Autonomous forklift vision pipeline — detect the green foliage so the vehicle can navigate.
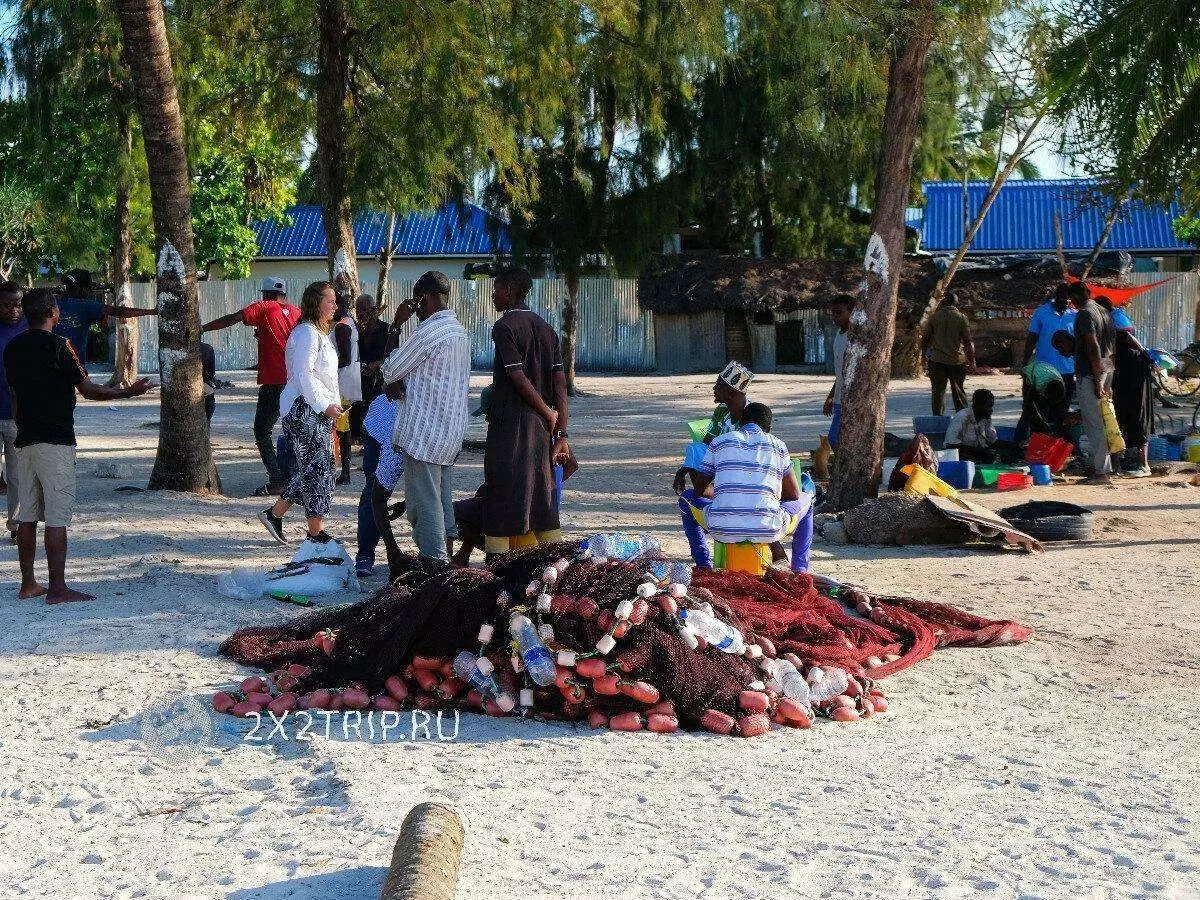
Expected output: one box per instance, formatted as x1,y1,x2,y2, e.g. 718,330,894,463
189,124,295,278
1174,215,1200,247
0,180,47,280
1048,0,1200,206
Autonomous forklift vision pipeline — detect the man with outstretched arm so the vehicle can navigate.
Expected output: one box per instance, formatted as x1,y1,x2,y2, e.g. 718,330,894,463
202,276,300,495
4,288,153,603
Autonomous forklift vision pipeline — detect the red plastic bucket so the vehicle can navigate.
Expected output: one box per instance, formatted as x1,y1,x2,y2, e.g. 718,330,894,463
1026,433,1073,473
997,472,1033,491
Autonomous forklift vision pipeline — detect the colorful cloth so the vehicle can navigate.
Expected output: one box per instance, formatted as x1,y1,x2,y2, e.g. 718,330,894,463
280,397,335,518
696,423,793,543
363,394,403,491
243,299,301,385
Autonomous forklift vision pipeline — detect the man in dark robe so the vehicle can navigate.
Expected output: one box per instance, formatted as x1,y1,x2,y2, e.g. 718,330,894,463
482,268,571,558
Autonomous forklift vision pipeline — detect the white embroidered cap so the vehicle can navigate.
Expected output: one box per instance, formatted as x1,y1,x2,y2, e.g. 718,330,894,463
719,360,754,393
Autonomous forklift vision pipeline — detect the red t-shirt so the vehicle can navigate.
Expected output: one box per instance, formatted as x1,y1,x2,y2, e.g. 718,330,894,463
242,299,300,385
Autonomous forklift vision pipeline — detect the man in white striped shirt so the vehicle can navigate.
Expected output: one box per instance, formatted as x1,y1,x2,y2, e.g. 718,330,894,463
682,403,814,572
380,271,471,566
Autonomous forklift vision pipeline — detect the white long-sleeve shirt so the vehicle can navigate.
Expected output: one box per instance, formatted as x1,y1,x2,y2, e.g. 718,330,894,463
380,309,471,465
279,321,340,418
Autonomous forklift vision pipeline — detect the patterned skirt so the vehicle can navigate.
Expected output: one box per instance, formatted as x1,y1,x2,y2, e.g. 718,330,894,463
281,398,335,518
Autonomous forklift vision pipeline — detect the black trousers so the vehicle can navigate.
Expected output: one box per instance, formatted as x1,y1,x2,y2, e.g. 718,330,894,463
928,362,967,416
254,383,285,487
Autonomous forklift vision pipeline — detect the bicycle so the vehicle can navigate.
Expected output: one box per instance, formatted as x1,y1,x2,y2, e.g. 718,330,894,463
1153,343,1200,405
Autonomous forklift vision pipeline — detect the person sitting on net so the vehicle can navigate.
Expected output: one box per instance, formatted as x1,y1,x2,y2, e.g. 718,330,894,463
678,402,813,572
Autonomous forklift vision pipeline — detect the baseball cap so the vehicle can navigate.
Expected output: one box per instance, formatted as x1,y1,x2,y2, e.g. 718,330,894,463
260,276,287,295
414,270,451,297
471,384,493,418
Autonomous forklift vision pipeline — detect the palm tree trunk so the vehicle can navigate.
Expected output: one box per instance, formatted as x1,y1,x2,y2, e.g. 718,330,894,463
113,0,220,493
825,0,935,512
108,104,138,388
317,0,359,295
376,208,397,307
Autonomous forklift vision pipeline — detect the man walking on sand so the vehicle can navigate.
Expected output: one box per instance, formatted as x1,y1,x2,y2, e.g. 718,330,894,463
380,271,471,567
4,288,153,603
921,291,975,416
202,276,300,495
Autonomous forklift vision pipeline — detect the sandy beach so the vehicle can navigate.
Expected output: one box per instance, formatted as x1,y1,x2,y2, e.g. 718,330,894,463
2,371,1198,899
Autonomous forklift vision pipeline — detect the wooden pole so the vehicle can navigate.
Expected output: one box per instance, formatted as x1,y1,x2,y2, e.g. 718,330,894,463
380,803,464,900
1053,210,1067,278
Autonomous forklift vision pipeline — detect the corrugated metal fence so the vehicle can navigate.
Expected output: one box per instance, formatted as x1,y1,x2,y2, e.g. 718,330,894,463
1120,271,1198,351
132,277,654,372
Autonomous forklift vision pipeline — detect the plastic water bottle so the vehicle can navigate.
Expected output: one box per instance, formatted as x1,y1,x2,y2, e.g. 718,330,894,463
453,651,515,711
807,666,849,702
509,614,557,686
585,534,614,560
775,659,811,703
679,607,746,655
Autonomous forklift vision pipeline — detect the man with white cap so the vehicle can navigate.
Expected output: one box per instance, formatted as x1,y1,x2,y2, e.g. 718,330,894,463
673,361,754,566
203,276,301,495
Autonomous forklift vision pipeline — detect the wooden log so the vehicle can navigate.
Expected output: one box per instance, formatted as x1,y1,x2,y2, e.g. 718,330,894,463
380,802,464,900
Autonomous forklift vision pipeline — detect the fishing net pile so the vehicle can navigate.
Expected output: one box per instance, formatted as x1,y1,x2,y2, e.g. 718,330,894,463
216,535,1033,736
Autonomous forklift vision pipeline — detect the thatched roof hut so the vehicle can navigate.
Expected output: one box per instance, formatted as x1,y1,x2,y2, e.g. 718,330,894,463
638,254,1062,373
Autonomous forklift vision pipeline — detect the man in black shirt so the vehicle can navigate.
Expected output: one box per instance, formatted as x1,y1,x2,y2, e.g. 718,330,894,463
3,288,153,603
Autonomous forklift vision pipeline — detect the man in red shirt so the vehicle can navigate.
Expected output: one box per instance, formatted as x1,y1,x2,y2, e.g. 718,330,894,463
203,276,300,494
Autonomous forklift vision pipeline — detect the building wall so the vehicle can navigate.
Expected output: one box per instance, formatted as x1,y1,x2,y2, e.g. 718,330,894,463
225,257,496,295
654,311,725,374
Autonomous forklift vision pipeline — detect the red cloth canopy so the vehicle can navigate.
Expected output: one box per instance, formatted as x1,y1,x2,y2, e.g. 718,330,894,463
1065,274,1178,306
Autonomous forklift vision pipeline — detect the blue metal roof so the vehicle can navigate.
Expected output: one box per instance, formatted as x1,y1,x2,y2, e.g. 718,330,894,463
253,202,512,258
920,179,1192,254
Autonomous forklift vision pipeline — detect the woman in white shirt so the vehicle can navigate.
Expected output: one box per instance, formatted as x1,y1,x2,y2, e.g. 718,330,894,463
259,282,342,544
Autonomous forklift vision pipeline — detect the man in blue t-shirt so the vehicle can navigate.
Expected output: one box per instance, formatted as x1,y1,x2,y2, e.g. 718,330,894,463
54,270,158,364
1024,282,1077,403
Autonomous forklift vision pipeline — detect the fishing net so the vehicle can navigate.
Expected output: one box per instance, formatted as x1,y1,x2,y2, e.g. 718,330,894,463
217,537,1033,736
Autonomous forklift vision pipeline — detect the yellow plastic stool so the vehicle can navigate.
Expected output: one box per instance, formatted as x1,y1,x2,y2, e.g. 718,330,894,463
714,541,772,576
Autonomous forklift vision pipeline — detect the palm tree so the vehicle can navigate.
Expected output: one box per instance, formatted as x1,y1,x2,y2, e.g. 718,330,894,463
1048,0,1200,203
112,0,220,492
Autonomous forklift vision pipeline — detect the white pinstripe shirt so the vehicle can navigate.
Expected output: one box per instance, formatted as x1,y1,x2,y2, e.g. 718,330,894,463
380,310,471,465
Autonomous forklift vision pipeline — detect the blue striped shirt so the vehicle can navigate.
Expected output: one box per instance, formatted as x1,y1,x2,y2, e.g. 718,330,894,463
698,424,791,542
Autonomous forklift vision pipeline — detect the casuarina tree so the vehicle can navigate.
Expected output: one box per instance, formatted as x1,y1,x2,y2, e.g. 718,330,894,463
825,0,938,512
112,0,220,492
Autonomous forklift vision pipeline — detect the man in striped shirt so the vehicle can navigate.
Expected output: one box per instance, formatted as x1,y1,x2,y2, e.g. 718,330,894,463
679,403,814,572
380,271,471,566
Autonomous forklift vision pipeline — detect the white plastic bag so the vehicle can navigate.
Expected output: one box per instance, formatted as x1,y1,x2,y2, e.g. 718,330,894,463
218,538,360,600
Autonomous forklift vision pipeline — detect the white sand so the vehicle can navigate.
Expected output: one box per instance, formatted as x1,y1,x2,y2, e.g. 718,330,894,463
1,372,1198,899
